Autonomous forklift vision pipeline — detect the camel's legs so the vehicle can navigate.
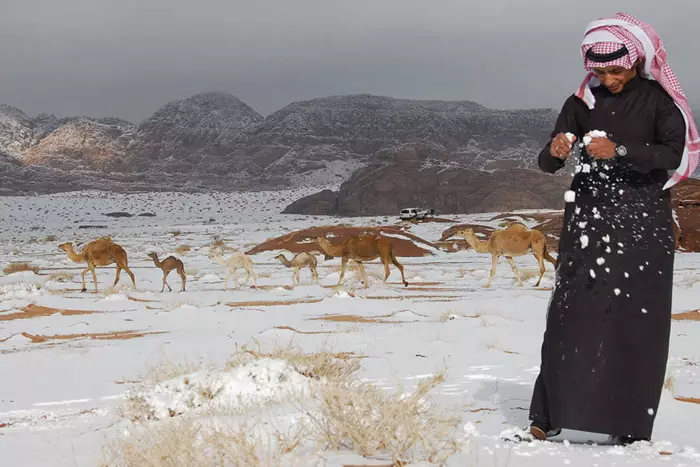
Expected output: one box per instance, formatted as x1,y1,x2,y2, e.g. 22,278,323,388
250,268,258,288
389,252,407,286
233,268,239,289
224,272,231,290
114,266,122,287
178,268,186,292
293,268,300,285
485,254,499,288
505,256,524,287
534,252,546,287
356,262,368,288
310,264,319,283
162,270,172,292
338,256,349,285
382,258,391,282
89,264,99,293
124,265,136,288
80,266,90,292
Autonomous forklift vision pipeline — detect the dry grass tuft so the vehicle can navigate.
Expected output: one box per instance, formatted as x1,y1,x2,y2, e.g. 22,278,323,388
3,262,39,275
226,342,361,383
47,271,74,283
306,371,461,464
43,234,57,242
102,418,309,467
174,245,191,254
109,344,460,466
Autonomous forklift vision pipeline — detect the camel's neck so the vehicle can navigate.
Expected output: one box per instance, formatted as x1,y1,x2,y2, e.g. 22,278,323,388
465,235,489,253
63,246,85,263
278,256,292,267
318,239,342,256
150,255,162,268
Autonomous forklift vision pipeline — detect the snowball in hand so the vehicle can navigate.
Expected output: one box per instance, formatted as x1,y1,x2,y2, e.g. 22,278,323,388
583,130,607,146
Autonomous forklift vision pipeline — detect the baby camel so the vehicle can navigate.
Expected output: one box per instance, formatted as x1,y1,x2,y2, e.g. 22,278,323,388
58,237,136,293
314,234,407,288
451,226,556,288
274,252,319,285
210,250,258,289
148,253,186,292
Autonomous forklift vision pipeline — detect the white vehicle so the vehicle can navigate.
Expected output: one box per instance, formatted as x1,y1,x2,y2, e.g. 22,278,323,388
399,207,434,220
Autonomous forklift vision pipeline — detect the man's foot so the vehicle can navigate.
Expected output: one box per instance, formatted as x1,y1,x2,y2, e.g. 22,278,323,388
530,423,562,441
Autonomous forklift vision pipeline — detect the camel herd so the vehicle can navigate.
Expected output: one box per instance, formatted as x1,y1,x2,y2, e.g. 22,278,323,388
54,223,555,293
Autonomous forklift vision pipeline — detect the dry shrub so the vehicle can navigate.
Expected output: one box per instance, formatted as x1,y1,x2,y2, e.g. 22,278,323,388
102,418,310,467
169,230,182,237
3,262,39,275
47,272,74,283
109,345,460,466
141,353,211,385
43,234,57,242
306,372,461,464
174,245,191,254
226,342,361,383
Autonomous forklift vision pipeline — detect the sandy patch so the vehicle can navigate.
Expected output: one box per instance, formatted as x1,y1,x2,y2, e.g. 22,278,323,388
246,225,437,257
273,325,347,335
20,330,167,343
0,304,97,322
674,396,700,404
673,311,700,321
225,298,324,308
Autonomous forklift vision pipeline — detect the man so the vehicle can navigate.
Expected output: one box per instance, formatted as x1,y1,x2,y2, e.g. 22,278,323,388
528,13,699,445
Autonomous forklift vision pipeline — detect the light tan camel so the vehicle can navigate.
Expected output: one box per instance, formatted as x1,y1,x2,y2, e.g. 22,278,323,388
451,226,556,288
210,250,258,289
274,252,319,285
314,235,408,288
58,237,136,293
148,253,186,292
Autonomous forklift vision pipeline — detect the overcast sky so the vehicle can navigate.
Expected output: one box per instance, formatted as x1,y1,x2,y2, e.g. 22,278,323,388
1,0,698,122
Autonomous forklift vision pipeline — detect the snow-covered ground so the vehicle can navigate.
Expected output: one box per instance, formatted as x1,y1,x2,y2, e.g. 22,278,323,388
1,190,699,466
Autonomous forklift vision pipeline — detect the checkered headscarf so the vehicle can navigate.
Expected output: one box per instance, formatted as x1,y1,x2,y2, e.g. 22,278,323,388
575,12,699,190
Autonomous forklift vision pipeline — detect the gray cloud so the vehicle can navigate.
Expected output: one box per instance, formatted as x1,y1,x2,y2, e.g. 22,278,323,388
1,0,698,122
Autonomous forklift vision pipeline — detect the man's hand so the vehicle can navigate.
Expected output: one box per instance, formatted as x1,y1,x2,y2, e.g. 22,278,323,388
550,133,576,160
587,137,617,159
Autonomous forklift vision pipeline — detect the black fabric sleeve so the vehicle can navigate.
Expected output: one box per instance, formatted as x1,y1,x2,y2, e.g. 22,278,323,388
539,95,581,174
617,92,685,173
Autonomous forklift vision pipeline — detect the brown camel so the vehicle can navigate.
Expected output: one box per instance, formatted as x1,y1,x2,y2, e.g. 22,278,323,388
148,253,186,292
58,237,136,293
274,252,319,285
314,234,408,288
451,226,556,288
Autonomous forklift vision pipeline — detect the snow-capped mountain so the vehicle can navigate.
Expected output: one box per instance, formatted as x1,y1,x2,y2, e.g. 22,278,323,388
0,92,562,194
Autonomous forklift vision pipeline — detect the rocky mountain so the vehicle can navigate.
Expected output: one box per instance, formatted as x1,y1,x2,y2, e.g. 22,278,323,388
0,92,563,194
23,118,135,171
283,143,570,216
127,91,264,174
240,94,557,185
0,105,34,157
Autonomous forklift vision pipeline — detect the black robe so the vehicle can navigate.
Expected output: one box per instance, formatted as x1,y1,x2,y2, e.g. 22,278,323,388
529,75,685,440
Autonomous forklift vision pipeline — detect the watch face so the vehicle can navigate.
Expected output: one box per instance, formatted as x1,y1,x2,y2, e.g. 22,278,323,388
617,145,627,156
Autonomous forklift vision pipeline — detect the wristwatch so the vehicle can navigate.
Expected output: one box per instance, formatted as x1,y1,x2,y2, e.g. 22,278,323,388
615,144,628,157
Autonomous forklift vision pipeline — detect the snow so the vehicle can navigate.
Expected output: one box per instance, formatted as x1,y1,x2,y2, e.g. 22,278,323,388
580,234,589,249
564,190,576,202
0,191,699,466
136,358,312,420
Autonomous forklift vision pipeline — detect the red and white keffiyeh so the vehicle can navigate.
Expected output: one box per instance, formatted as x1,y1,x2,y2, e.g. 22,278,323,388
575,12,699,190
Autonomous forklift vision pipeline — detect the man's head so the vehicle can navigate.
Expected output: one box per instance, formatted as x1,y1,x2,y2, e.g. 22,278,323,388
591,64,637,94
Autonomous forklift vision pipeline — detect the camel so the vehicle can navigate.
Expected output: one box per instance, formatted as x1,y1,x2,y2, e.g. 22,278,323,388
148,253,186,292
314,234,408,288
58,237,136,293
451,226,556,288
210,250,258,289
274,252,319,285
